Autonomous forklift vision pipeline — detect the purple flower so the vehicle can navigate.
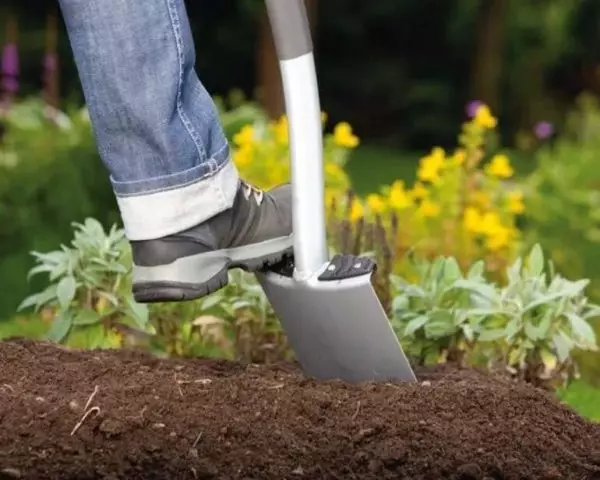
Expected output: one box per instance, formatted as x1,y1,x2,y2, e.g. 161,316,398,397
534,121,554,140
466,100,483,118
1,43,19,77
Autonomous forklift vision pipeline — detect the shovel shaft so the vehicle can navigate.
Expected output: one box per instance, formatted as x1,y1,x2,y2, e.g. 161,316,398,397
265,0,328,276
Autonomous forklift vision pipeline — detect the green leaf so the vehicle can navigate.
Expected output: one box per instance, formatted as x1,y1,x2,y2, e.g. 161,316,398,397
565,312,597,344
97,291,119,307
73,310,102,326
424,311,456,338
527,244,544,277
443,257,462,284
553,331,573,362
504,318,520,341
478,328,506,342
201,293,224,311
46,311,73,343
453,279,497,301
17,284,58,312
404,315,428,336
524,320,540,341
467,260,485,279
56,276,77,309
125,295,149,329
26,264,54,280
506,257,523,284
232,300,253,310
86,324,107,349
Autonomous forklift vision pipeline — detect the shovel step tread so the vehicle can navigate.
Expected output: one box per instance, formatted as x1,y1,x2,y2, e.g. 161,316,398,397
318,254,376,281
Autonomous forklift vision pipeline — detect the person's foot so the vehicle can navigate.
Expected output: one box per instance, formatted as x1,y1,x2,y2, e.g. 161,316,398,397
130,180,293,303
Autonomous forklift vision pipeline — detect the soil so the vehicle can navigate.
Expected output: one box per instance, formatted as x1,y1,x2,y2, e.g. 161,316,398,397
0,339,599,480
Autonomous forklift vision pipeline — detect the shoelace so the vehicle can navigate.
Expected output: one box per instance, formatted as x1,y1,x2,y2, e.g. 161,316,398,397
241,181,264,205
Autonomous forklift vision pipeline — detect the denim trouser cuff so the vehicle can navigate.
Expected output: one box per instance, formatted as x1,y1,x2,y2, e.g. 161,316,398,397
115,159,239,241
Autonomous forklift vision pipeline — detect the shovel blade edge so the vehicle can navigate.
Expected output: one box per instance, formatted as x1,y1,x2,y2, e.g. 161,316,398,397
257,270,417,383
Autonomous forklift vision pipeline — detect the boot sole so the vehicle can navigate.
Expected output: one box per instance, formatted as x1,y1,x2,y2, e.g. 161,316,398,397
132,235,293,303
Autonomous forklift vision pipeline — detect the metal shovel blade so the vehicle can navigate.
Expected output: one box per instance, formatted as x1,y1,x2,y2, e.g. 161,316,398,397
261,0,417,383
257,255,417,383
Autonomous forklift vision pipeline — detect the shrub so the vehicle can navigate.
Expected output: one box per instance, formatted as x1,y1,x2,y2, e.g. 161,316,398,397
17,218,146,349
392,244,599,388
523,93,600,301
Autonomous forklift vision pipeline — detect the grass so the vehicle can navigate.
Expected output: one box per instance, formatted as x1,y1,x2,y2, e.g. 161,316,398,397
345,144,421,194
557,380,600,422
0,315,47,341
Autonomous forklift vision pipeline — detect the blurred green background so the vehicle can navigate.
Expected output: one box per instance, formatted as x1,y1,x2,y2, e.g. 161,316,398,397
1,0,600,417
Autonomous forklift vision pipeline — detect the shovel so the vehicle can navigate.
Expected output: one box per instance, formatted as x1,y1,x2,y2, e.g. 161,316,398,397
257,0,417,383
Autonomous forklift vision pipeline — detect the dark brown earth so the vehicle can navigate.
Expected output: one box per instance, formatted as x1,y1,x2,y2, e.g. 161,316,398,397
0,339,599,480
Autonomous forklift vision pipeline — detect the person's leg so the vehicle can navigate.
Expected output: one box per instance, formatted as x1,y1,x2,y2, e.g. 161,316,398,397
58,0,292,302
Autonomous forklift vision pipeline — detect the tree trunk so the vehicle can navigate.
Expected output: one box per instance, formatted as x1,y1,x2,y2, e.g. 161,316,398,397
256,0,317,119
469,0,509,111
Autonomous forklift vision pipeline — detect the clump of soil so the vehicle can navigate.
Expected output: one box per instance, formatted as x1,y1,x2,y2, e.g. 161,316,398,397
0,339,599,480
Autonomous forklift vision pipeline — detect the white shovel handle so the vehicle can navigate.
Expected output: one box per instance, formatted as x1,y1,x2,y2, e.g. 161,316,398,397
265,0,328,277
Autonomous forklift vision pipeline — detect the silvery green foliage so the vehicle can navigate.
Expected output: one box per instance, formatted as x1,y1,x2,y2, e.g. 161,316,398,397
470,244,599,372
198,269,272,319
18,218,150,347
390,255,490,364
392,244,599,376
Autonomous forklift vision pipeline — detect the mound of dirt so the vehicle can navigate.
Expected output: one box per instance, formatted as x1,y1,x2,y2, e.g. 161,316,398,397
0,339,598,480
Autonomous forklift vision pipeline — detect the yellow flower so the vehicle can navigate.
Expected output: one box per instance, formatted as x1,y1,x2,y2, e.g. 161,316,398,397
325,162,344,177
485,154,514,178
417,147,445,183
474,105,497,129
349,198,364,222
233,124,255,147
463,207,482,233
410,182,429,200
273,116,288,144
366,194,386,213
452,148,466,166
388,180,412,210
418,199,441,218
506,191,525,214
479,211,503,236
233,145,253,167
333,122,359,148
485,225,513,251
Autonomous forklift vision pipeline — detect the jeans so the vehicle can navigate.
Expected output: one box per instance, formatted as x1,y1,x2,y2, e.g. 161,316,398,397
58,0,239,241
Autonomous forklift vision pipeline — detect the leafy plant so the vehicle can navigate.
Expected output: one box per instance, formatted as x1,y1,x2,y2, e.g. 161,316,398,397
523,93,600,300
17,218,151,349
473,244,599,387
194,269,291,363
391,256,491,366
392,244,599,387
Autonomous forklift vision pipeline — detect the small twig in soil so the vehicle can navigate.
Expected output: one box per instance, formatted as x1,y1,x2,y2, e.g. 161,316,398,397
351,401,361,421
174,374,184,397
1,384,15,394
70,406,100,435
83,385,99,412
192,432,203,448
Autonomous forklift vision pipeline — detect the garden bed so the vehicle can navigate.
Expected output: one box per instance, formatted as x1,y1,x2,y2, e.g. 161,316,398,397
0,339,599,480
